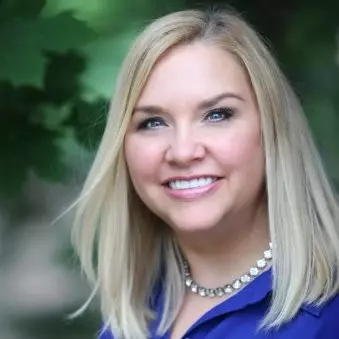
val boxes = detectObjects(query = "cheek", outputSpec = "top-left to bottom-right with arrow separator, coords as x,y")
124,134 -> 162,182
215,123 -> 264,173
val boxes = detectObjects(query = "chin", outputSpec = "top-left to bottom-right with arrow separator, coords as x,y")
167,212 -> 226,235
157,199 -> 231,233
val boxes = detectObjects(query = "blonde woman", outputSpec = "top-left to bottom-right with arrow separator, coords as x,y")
72,8 -> 339,339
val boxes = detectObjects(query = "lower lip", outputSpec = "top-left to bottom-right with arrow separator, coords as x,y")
164,179 -> 221,201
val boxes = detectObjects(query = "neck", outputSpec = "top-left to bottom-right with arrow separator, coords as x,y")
175,205 -> 269,288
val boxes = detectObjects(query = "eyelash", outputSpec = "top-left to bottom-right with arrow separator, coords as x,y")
137,117 -> 167,130
204,107 -> 235,122
136,107 -> 235,131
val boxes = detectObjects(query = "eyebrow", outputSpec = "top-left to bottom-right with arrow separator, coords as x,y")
133,92 -> 244,114
197,92 -> 244,110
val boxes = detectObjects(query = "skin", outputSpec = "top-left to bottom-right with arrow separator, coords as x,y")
124,42 -> 270,338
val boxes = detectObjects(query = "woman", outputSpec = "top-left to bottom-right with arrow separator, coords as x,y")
72,8 -> 339,339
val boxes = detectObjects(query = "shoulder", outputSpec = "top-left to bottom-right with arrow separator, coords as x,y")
267,294 -> 339,339
315,293 -> 339,337
299,293 -> 339,339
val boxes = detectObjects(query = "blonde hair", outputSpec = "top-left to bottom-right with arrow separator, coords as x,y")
72,8 -> 339,338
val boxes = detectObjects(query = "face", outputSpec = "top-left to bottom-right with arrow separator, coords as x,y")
124,43 -> 265,235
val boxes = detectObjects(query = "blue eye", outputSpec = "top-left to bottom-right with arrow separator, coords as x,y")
137,117 -> 167,130
205,108 -> 234,122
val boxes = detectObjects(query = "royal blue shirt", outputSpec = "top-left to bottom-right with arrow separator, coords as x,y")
99,268 -> 339,338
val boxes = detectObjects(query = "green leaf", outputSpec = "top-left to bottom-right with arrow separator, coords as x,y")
0,11 -> 98,86
43,50 -> 86,105
80,31 -> 138,98
0,0 -> 46,18
0,80 -> 68,196
0,149 -> 29,197
42,0 -> 184,32
28,129 -> 68,182
64,98 -> 107,151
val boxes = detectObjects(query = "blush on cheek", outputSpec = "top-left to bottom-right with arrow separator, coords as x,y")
227,125 -> 262,162
218,141 -> 253,165
124,138 -> 162,187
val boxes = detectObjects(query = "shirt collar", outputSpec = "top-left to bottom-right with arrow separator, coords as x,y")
196,267 -> 273,323
150,267 -> 273,336
151,266 -> 322,337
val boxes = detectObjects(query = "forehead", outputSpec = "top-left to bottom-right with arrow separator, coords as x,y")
137,42 -> 253,107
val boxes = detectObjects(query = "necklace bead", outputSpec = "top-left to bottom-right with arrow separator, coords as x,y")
184,244 -> 272,298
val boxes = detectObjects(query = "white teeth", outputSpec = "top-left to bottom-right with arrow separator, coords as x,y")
169,177 -> 216,190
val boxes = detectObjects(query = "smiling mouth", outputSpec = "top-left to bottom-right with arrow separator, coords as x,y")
166,176 -> 220,190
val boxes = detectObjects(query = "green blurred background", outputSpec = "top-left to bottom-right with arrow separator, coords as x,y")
0,0 -> 338,338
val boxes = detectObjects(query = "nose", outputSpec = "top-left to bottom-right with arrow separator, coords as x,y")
164,127 -> 206,166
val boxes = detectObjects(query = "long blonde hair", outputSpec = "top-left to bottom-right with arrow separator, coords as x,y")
72,8 -> 339,338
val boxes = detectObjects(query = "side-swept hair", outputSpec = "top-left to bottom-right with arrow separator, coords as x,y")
72,8 -> 339,338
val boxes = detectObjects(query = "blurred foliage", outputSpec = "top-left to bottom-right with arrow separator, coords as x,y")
0,50 -> 106,197
0,0 -> 106,198
15,310 -> 101,339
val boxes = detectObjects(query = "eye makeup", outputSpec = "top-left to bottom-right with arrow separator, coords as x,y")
134,106 -> 236,131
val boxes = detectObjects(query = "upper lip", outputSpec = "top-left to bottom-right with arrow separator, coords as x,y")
162,175 -> 222,185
